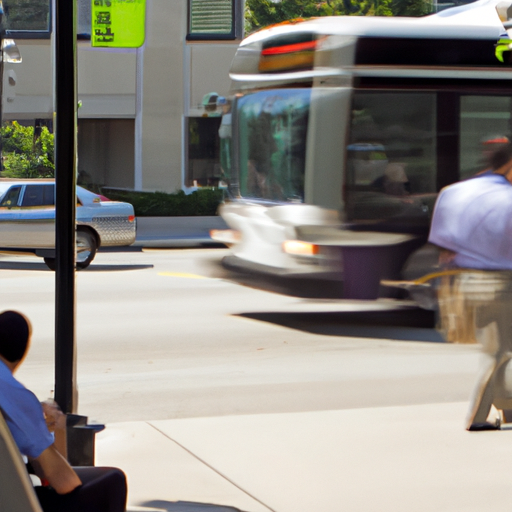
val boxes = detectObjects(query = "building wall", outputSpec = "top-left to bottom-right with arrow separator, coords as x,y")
78,46 -> 137,118
3,40 -> 53,119
137,0 -> 186,193
2,0 -> 240,194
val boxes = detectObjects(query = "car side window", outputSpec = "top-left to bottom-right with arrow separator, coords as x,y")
21,185 -> 55,207
0,186 -> 22,207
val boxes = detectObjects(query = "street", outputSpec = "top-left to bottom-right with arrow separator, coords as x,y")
4,247 -> 512,512
0,247 -> 481,425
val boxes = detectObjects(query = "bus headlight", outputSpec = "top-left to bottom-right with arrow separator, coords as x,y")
282,240 -> 319,256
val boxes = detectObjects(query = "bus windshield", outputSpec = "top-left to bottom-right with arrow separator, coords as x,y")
236,88 -> 310,202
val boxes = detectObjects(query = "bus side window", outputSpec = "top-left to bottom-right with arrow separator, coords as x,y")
346,91 -> 436,227
459,96 -> 512,180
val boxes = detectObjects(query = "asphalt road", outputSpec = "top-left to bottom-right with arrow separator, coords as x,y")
0,247 -> 482,425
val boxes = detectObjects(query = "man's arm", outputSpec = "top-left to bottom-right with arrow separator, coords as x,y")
41,400 -> 67,458
32,400 -> 81,494
29,444 -> 82,494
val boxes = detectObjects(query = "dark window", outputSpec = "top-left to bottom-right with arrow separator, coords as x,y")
186,116 -> 222,187
345,91 -> 512,234
187,0 -> 239,40
345,92 -> 437,233
459,95 -> 512,179
21,184 -> 54,207
3,0 -> 51,38
355,37 -> 502,67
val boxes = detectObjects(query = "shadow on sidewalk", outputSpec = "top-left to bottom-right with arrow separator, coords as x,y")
0,261 -> 153,272
81,263 -> 154,272
236,309 -> 444,342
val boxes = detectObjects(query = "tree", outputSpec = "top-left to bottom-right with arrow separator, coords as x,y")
0,121 -> 55,178
245,0 -> 431,34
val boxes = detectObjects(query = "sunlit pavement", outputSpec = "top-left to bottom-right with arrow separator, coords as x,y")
97,402 -> 512,512
1,247 -> 506,512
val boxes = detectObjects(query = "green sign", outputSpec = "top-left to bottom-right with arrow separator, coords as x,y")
91,0 -> 146,48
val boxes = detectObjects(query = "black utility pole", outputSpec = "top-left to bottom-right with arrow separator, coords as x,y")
0,2 -> 5,172
54,0 -> 78,414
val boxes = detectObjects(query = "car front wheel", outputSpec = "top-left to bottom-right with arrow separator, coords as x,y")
44,230 -> 98,270
76,229 -> 98,269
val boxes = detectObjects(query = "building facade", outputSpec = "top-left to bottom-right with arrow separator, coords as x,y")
3,0 -> 242,193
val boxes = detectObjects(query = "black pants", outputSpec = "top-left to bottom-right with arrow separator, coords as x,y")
35,466 -> 127,512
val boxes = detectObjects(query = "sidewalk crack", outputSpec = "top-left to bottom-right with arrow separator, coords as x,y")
147,422 -> 276,512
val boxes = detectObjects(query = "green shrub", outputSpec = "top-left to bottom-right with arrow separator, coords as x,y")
101,187 -> 224,217
0,121 -> 55,178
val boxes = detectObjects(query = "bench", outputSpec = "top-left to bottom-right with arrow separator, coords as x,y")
0,411 -> 43,512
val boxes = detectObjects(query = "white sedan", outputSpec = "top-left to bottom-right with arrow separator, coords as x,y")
0,179 -> 136,269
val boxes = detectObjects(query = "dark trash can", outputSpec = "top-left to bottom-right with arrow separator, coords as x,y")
66,414 -> 105,466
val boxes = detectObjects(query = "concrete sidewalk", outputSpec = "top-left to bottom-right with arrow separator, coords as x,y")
133,217 -> 228,248
95,402 -> 512,512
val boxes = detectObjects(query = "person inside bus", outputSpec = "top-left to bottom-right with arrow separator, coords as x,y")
0,310 -> 128,512
372,162 -> 411,196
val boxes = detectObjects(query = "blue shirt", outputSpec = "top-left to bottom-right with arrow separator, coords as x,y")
0,360 -> 53,458
429,173 -> 512,270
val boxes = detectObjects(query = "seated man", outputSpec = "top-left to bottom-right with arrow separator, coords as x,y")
0,310 -> 127,512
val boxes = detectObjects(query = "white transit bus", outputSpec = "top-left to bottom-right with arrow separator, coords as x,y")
214,0 -> 512,300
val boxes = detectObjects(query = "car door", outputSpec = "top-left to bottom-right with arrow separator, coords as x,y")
0,184 -> 56,248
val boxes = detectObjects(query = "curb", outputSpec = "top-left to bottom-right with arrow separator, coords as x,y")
134,216 -> 229,247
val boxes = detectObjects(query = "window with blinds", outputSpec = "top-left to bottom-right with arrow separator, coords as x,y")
188,0 -> 236,40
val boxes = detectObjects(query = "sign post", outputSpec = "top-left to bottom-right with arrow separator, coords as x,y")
54,0 -> 146,416
54,0 -> 78,414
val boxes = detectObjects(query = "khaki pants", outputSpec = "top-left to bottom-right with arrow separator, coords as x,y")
449,271 -> 512,429
437,273 -> 477,344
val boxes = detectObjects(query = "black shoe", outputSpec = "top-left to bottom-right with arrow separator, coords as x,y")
468,419 -> 501,431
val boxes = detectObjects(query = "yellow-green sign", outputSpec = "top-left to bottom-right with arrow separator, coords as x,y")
496,37 -> 512,63
91,0 -> 146,48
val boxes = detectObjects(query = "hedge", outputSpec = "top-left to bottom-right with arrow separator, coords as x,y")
101,187 -> 225,217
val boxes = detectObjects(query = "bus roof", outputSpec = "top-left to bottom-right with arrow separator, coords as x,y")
230,0 -> 510,84
241,0 -> 505,44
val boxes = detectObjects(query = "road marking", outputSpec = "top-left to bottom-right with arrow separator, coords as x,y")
158,272 -> 207,279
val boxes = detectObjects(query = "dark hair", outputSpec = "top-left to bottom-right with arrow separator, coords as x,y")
490,142 -> 512,171
0,311 -> 30,363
